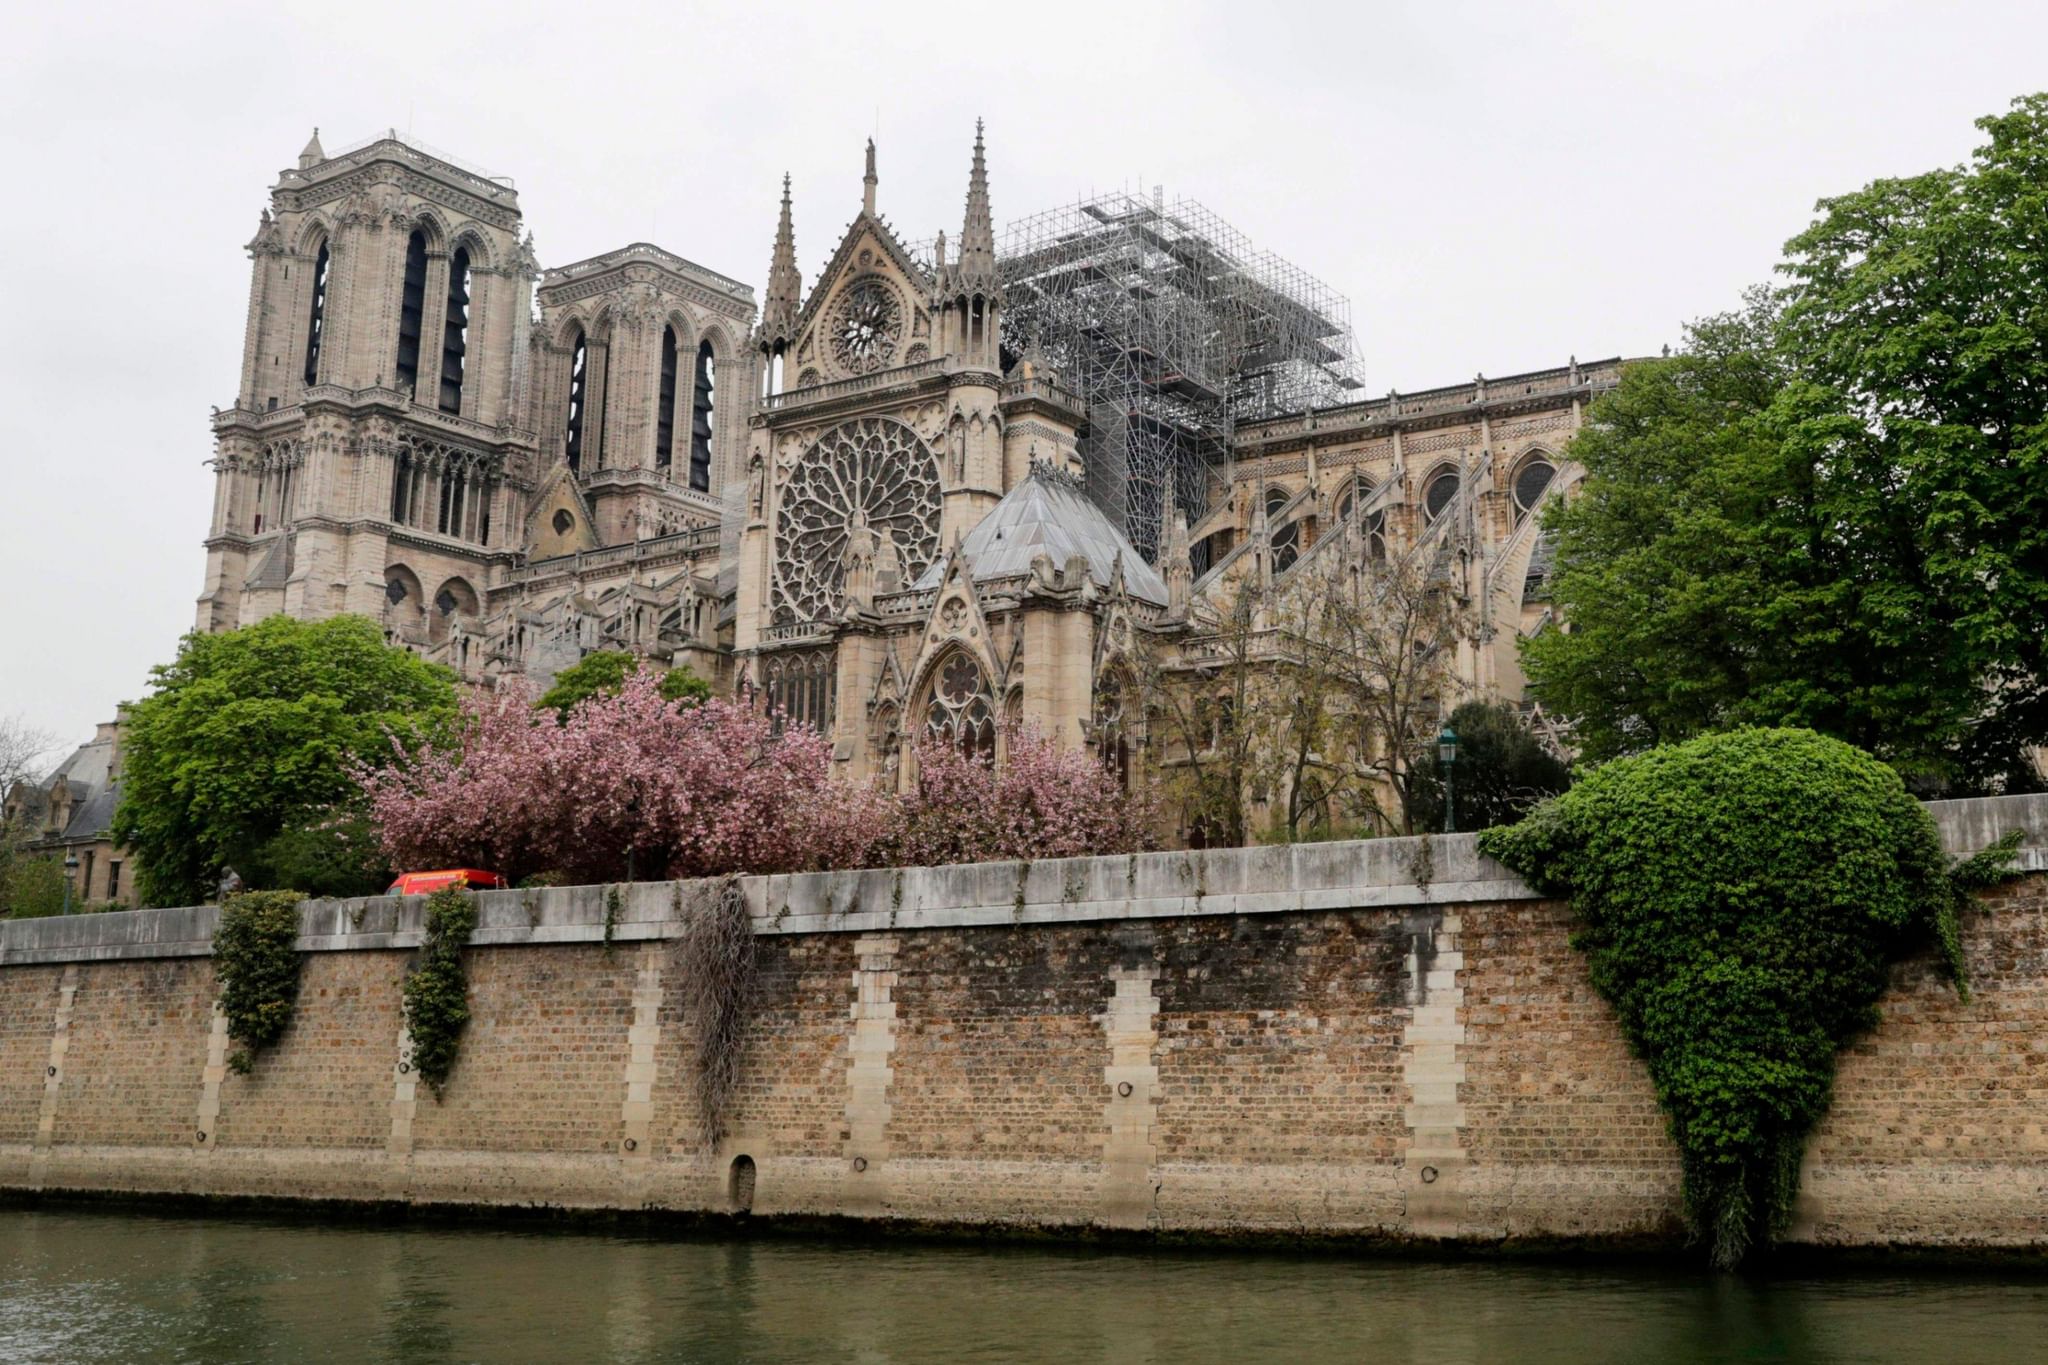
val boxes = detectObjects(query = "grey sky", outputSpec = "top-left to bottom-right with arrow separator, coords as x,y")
4,0 -> 2044,749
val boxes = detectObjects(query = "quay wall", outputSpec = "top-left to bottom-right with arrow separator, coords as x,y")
2,795 -> 2044,1253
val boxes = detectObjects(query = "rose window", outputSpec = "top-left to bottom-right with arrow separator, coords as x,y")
924,652 -> 996,760
829,277 -> 902,374
773,416 -> 941,623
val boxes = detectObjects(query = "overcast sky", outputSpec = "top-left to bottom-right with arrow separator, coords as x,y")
3,0 -> 2043,753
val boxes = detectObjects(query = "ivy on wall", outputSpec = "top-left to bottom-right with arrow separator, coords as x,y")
403,886 -> 478,1097
675,877 -> 755,1146
1479,727 -> 2019,1268
213,890 -> 306,1074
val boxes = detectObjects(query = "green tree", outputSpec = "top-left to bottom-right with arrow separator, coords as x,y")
112,615 -> 457,906
535,650 -> 711,718
253,811 -> 392,899
1527,94 -> 2048,791
1407,699 -> 1571,833
2,855 -> 68,919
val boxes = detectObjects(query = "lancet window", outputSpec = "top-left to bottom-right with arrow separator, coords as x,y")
689,340 -> 715,492
923,652 -> 996,761
439,246 -> 471,414
1513,457 -> 1556,521
250,440 -> 301,534
1424,469 -> 1461,522
389,437 -> 500,545
1267,487 -> 1299,573
395,230 -> 428,392
564,332 -> 588,470
762,651 -> 835,732
302,241 -> 329,386
655,326 -> 679,473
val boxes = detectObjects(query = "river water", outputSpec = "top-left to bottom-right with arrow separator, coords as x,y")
2,1208 -> 2044,1364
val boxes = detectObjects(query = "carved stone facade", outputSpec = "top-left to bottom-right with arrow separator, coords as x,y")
195,127 -> 1624,805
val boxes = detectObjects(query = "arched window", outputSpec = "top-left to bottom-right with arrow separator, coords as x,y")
655,326 -> 679,473
1424,469 -> 1460,522
1363,508 -> 1388,563
1513,457 -> 1557,520
689,340 -> 715,492
391,448 -> 418,526
1267,487 -> 1299,573
923,652 -> 996,761
1096,681 -> 1132,790
303,241 -> 330,386
439,246 -> 471,414
564,332 -> 588,471
395,230 -> 428,392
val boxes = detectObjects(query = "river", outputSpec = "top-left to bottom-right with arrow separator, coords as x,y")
1,1207 -> 2044,1363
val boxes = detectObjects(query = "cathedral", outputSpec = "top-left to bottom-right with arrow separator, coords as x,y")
197,126 -> 1620,805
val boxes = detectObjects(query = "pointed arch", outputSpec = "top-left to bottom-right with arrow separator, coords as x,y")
1509,446 -> 1560,522
1420,461 -> 1463,523
447,225 -> 495,271
438,242 -> 473,414
561,320 -> 589,471
688,336 -> 717,492
301,228 -> 332,387
395,228 -> 430,392
915,644 -> 997,762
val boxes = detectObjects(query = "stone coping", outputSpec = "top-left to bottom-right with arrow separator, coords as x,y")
3,793 -> 2041,967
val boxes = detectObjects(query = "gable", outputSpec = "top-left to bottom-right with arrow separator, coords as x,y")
525,466 -> 600,559
792,216 -> 934,380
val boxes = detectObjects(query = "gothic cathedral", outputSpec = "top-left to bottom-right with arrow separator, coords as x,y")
198,126 -> 1618,798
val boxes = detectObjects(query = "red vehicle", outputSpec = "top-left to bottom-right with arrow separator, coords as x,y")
385,869 -> 507,896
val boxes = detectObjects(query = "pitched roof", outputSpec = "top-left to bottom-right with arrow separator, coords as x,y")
912,465 -> 1169,606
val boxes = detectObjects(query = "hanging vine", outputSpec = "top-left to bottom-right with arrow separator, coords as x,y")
674,877 -> 756,1147
1479,728 -> 2019,1268
213,890 -> 306,1075
402,885 -> 478,1097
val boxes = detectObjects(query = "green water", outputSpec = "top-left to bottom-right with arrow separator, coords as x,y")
1,1209 -> 2043,1364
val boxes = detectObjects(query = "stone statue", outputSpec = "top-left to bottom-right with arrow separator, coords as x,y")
841,508 -> 879,613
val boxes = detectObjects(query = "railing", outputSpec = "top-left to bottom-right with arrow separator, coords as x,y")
213,385 -> 535,446
292,133 -> 516,198
543,242 -> 753,301
761,359 -> 948,412
508,527 -> 721,583
761,621 -> 833,644
1236,357 -> 1625,445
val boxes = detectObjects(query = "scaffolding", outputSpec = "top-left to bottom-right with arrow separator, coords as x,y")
996,191 -> 1361,561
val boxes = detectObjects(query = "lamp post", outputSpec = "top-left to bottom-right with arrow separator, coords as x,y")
1437,724 -> 1459,835
62,853 -> 80,915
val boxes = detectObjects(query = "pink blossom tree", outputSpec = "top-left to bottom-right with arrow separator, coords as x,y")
357,668 -> 1158,884
355,671 -> 898,884
895,726 -> 1159,866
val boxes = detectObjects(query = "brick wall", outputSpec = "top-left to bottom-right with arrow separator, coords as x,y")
3,824 -> 2045,1253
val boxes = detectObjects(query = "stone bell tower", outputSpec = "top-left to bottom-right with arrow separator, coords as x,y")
198,129 -> 535,635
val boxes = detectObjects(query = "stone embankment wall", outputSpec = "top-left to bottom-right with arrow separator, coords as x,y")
2,796 -> 2043,1252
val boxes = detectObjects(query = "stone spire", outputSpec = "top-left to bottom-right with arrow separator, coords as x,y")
862,138 -> 877,216
760,174 -> 801,346
1162,477 -> 1193,617
956,119 -> 996,287
298,127 -> 325,170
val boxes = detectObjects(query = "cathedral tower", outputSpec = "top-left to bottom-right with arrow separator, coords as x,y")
199,131 -> 535,646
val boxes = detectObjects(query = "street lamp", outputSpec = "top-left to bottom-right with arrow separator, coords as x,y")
62,853 -> 80,915
1436,725 -> 1459,834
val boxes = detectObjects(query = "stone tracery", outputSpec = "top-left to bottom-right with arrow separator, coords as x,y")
922,650 -> 996,759
773,416 -> 940,624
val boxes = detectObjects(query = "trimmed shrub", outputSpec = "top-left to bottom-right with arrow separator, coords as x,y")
1479,727 -> 2016,1268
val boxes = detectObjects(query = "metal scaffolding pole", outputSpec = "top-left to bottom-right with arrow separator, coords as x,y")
994,190 -> 1362,561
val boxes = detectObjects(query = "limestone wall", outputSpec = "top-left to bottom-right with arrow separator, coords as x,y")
2,795 -> 2043,1252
